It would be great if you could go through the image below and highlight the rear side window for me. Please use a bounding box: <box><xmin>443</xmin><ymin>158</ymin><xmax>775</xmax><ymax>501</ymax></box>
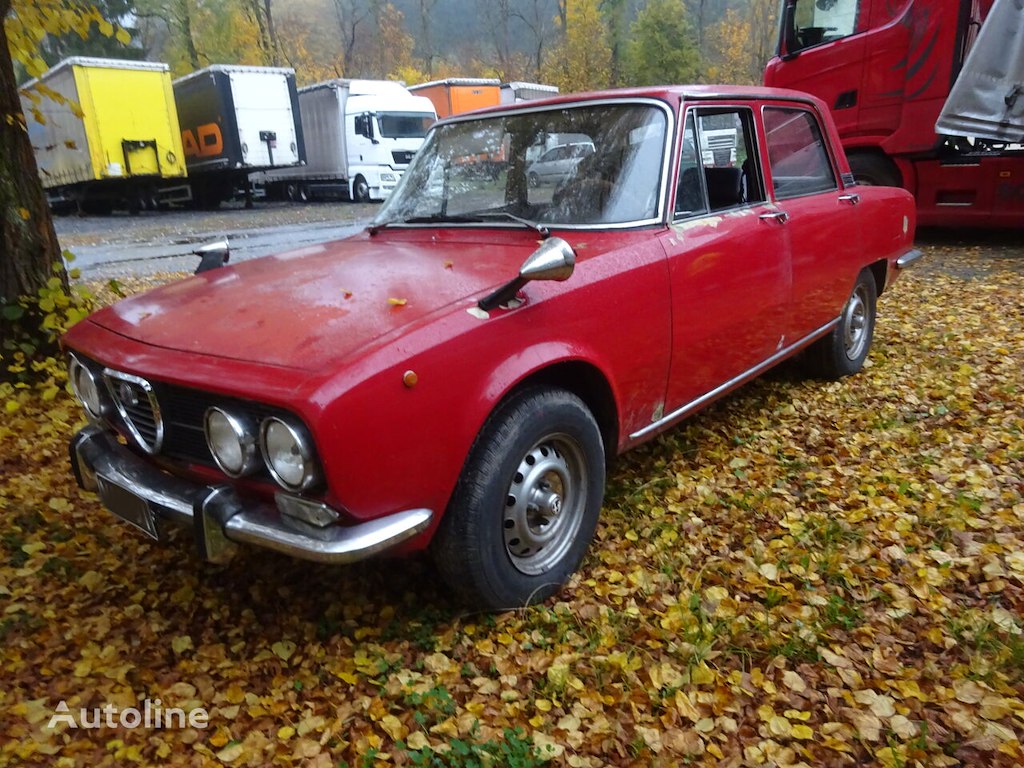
<box><xmin>763</xmin><ymin>107</ymin><xmax>837</xmax><ymax>199</ymax></box>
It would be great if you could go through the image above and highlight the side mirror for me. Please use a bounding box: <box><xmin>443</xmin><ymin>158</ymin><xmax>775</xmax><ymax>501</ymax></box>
<box><xmin>478</xmin><ymin>237</ymin><xmax>575</xmax><ymax>311</ymax></box>
<box><xmin>194</xmin><ymin>239</ymin><xmax>230</xmax><ymax>274</ymax></box>
<box><xmin>781</xmin><ymin>1</ymin><xmax>799</xmax><ymax>58</ymax></box>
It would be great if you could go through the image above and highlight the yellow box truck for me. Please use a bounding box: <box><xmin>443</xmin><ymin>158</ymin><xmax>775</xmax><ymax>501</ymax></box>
<box><xmin>21</xmin><ymin>57</ymin><xmax>188</xmax><ymax>214</ymax></box>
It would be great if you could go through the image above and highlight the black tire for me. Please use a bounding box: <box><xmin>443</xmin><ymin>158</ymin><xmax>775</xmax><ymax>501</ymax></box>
<box><xmin>297</xmin><ymin>184</ymin><xmax>310</xmax><ymax>203</ymax></box>
<box><xmin>432</xmin><ymin>388</ymin><xmax>605</xmax><ymax>610</ymax></box>
<box><xmin>806</xmin><ymin>268</ymin><xmax>877</xmax><ymax>380</ymax></box>
<box><xmin>285</xmin><ymin>183</ymin><xmax>299</xmax><ymax>202</ymax></box>
<box><xmin>848</xmin><ymin>152</ymin><xmax>901</xmax><ymax>187</ymax></box>
<box><xmin>352</xmin><ymin>175</ymin><xmax>370</xmax><ymax>203</ymax></box>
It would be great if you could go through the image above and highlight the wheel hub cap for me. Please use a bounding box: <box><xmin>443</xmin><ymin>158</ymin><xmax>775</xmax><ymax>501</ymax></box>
<box><xmin>503</xmin><ymin>438</ymin><xmax>586</xmax><ymax>575</ymax></box>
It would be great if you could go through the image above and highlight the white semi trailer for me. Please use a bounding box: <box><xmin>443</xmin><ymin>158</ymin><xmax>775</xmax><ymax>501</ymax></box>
<box><xmin>258</xmin><ymin>79</ymin><xmax>436</xmax><ymax>202</ymax></box>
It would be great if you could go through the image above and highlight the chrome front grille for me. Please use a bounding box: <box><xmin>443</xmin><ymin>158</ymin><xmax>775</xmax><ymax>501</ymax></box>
<box><xmin>103</xmin><ymin>369</ymin><xmax>163</xmax><ymax>453</ymax></box>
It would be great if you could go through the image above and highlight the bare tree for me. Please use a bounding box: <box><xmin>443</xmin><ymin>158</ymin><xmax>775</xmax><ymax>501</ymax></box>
<box><xmin>482</xmin><ymin>0</ymin><xmax>515</xmax><ymax>80</ymax></box>
<box><xmin>417</xmin><ymin>0</ymin><xmax>440</xmax><ymax>75</ymax></box>
<box><xmin>332</xmin><ymin>0</ymin><xmax>371</xmax><ymax>75</ymax></box>
<box><xmin>512</xmin><ymin>0</ymin><xmax>554</xmax><ymax>79</ymax></box>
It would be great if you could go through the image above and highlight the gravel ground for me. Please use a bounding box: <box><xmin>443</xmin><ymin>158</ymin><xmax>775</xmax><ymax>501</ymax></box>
<box><xmin>54</xmin><ymin>200</ymin><xmax>379</xmax><ymax>279</ymax></box>
<box><xmin>53</xmin><ymin>200</ymin><xmax>377</xmax><ymax>248</ymax></box>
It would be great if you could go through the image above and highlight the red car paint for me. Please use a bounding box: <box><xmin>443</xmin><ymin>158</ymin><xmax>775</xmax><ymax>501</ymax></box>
<box><xmin>63</xmin><ymin>85</ymin><xmax>917</xmax><ymax>570</ymax></box>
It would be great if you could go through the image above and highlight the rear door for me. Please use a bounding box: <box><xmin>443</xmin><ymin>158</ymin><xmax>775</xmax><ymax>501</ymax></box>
<box><xmin>660</xmin><ymin>104</ymin><xmax>791</xmax><ymax>415</ymax></box>
<box><xmin>760</xmin><ymin>103</ymin><xmax>863</xmax><ymax>343</ymax></box>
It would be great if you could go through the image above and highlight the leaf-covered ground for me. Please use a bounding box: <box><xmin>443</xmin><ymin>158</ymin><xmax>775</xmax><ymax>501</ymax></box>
<box><xmin>2</xmin><ymin>237</ymin><xmax>1023</xmax><ymax>767</ymax></box>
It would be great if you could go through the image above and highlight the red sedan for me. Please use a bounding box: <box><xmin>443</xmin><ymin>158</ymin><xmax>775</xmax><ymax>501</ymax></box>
<box><xmin>64</xmin><ymin>86</ymin><xmax>920</xmax><ymax>610</ymax></box>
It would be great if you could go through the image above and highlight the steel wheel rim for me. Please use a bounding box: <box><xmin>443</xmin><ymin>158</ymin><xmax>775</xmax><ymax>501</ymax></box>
<box><xmin>503</xmin><ymin>434</ymin><xmax>588</xmax><ymax>576</ymax></box>
<box><xmin>843</xmin><ymin>284</ymin><xmax>869</xmax><ymax>360</ymax></box>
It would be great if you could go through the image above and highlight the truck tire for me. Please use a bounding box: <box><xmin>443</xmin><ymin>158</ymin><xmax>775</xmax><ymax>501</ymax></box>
<box><xmin>848</xmin><ymin>152</ymin><xmax>901</xmax><ymax>188</ymax></box>
<box><xmin>352</xmin><ymin>175</ymin><xmax>371</xmax><ymax>203</ymax></box>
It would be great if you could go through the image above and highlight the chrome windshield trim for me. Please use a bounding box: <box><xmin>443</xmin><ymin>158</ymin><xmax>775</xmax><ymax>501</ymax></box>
<box><xmin>379</xmin><ymin>97</ymin><xmax>676</xmax><ymax>229</ymax></box>
<box><xmin>629</xmin><ymin>318</ymin><xmax>840</xmax><ymax>441</ymax></box>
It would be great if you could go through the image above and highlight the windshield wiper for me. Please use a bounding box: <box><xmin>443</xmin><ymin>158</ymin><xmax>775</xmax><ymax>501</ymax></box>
<box><xmin>369</xmin><ymin>213</ymin><xmax>481</xmax><ymax>235</ymax></box>
<box><xmin>475</xmin><ymin>211</ymin><xmax>550</xmax><ymax>239</ymax></box>
<box><xmin>401</xmin><ymin>214</ymin><xmax>484</xmax><ymax>224</ymax></box>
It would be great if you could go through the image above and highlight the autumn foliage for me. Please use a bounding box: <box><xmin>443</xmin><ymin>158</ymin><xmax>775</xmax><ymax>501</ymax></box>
<box><xmin>1</xmin><ymin>239</ymin><xmax>1022</xmax><ymax>766</ymax></box>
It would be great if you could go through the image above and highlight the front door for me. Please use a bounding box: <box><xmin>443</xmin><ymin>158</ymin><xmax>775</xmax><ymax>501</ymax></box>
<box><xmin>660</xmin><ymin>106</ymin><xmax>792</xmax><ymax>418</ymax></box>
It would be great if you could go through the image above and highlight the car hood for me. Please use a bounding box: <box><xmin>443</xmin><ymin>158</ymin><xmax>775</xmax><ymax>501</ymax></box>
<box><xmin>89</xmin><ymin>232</ymin><xmax>540</xmax><ymax>371</ymax></box>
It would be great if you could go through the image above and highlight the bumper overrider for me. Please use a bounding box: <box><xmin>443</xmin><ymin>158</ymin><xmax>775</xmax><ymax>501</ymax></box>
<box><xmin>70</xmin><ymin>425</ymin><xmax>433</xmax><ymax>565</ymax></box>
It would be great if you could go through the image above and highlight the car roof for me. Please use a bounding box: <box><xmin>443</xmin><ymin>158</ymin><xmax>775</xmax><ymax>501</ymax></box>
<box><xmin>437</xmin><ymin>84</ymin><xmax>827</xmax><ymax>123</ymax></box>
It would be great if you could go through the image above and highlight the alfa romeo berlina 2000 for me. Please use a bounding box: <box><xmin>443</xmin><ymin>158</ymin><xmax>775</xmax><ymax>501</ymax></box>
<box><xmin>64</xmin><ymin>86</ymin><xmax>921</xmax><ymax>610</ymax></box>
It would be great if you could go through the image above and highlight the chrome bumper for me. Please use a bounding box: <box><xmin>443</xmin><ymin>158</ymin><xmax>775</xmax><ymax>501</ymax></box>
<box><xmin>69</xmin><ymin>426</ymin><xmax>433</xmax><ymax>565</ymax></box>
<box><xmin>896</xmin><ymin>248</ymin><xmax>924</xmax><ymax>269</ymax></box>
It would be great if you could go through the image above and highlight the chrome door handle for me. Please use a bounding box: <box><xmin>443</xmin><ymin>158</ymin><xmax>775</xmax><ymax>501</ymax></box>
<box><xmin>759</xmin><ymin>210</ymin><xmax>789</xmax><ymax>224</ymax></box>
<box><xmin>839</xmin><ymin>193</ymin><xmax>861</xmax><ymax>205</ymax></box>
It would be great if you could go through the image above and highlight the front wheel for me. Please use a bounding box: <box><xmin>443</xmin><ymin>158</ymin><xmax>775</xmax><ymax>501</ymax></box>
<box><xmin>806</xmin><ymin>268</ymin><xmax>877</xmax><ymax>380</ymax></box>
<box><xmin>352</xmin><ymin>175</ymin><xmax>370</xmax><ymax>203</ymax></box>
<box><xmin>432</xmin><ymin>388</ymin><xmax>605</xmax><ymax>610</ymax></box>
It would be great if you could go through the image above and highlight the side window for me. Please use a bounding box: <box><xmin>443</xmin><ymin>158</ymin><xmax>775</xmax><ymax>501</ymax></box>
<box><xmin>675</xmin><ymin>106</ymin><xmax>765</xmax><ymax>218</ymax></box>
<box><xmin>792</xmin><ymin>0</ymin><xmax>862</xmax><ymax>50</ymax></box>
<box><xmin>763</xmin><ymin>107</ymin><xmax>837</xmax><ymax>199</ymax></box>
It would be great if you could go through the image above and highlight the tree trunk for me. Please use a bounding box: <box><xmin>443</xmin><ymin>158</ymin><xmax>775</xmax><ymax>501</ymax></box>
<box><xmin>0</xmin><ymin>1</ymin><xmax>67</xmax><ymax>349</ymax></box>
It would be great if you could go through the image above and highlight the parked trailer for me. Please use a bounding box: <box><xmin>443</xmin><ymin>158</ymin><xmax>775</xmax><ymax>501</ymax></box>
<box><xmin>500</xmin><ymin>81</ymin><xmax>559</xmax><ymax>104</ymax></box>
<box><xmin>173</xmin><ymin>65</ymin><xmax>306</xmax><ymax>209</ymax></box>
<box><xmin>21</xmin><ymin>57</ymin><xmax>188</xmax><ymax>214</ymax></box>
<box><xmin>257</xmin><ymin>79</ymin><xmax>436</xmax><ymax>203</ymax></box>
<box><xmin>408</xmin><ymin>78</ymin><xmax>501</xmax><ymax>118</ymax></box>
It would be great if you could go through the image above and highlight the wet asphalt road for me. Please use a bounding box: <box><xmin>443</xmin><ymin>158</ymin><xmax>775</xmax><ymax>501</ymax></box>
<box><xmin>53</xmin><ymin>201</ymin><xmax>376</xmax><ymax>279</ymax></box>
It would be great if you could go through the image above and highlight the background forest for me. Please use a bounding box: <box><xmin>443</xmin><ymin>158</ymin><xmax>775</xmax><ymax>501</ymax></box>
<box><xmin>25</xmin><ymin>0</ymin><xmax>778</xmax><ymax>93</ymax></box>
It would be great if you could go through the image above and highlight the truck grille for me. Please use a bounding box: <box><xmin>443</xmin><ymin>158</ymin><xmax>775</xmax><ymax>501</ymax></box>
<box><xmin>392</xmin><ymin>150</ymin><xmax>415</xmax><ymax>165</ymax></box>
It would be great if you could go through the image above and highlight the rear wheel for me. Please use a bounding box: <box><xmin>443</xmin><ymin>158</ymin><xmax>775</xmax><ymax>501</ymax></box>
<box><xmin>806</xmin><ymin>269</ymin><xmax>877</xmax><ymax>380</ymax></box>
<box><xmin>848</xmin><ymin>152</ymin><xmax>901</xmax><ymax>187</ymax></box>
<box><xmin>432</xmin><ymin>388</ymin><xmax>605</xmax><ymax>610</ymax></box>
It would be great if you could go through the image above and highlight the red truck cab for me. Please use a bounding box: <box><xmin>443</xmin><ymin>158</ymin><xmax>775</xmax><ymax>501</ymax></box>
<box><xmin>765</xmin><ymin>0</ymin><xmax>1023</xmax><ymax>228</ymax></box>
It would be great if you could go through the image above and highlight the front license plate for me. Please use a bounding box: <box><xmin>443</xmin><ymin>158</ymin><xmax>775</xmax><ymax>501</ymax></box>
<box><xmin>96</xmin><ymin>473</ymin><xmax>160</xmax><ymax>540</ymax></box>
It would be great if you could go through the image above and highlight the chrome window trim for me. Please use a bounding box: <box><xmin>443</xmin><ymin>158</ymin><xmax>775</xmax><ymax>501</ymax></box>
<box><xmin>102</xmin><ymin>368</ymin><xmax>164</xmax><ymax>454</ymax></box>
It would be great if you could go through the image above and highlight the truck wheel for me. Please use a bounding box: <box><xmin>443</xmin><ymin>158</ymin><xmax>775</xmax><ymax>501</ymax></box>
<box><xmin>848</xmin><ymin>152</ymin><xmax>901</xmax><ymax>187</ymax></box>
<box><xmin>352</xmin><ymin>175</ymin><xmax>370</xmax><ymax>203</ymax></box>
<box><xmin>297</xmin><ymin>184</ymin><xmax>310</xmax><ymax>202</ymax></box>
<box><xmin>806</xmin><ymin>269</ymin><xmax>877</xmax><ymax>380</ymax></box>
<box><xmin>286</xmin><ymin>184</ymin><xmax>299</xmax><ymax>202</ymax></box>
<box><xmin>431</xmin><ymin>388</ymin><xmax>605</xmax><ymax>611</ymax></box>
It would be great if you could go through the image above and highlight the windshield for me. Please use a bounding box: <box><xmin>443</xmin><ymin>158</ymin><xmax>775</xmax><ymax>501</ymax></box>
<box><xmin>375</xmin><ymin>102</ymin><xmax>669</xmax><ymax>228</ymax></box>
<box><xmin>378</xmin><ymin>112</ymin><xmax>435</xmax><ymax>139</ymax></box>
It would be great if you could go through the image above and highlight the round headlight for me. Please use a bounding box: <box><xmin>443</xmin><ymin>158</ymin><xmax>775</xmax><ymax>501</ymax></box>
<box><xmin>204</xmin><ymin>407</ymin><xmax>258</xmax><ymax>477</ymax></box>
<box><xmin>68</xmin><ymin>355</ymin><xmax>103</xmax><ymax>418</ymax></box>
<box><xmin>260</xmin><ymin>417</ymin><xmax>319</xmax><ymax>491</ymax></box>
